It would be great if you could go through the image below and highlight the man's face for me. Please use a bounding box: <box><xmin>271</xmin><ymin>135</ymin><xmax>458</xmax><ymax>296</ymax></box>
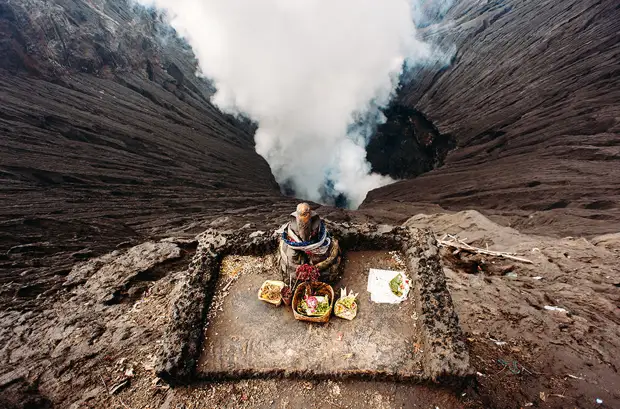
<box><xmin>296</xmin><ymin>203</ymin><xmax>312</xmax><ymax>240</ymax></box>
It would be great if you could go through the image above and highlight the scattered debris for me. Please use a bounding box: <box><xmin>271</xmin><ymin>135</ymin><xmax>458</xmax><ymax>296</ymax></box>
<box><xmin>532</xmin><ymin>276</ymin><xmax>543</xmax><ymax>280</ymax></box>
<box><xmin>142</xmin><ymin>358</ymin><xmax>155</xmax><ymax>372</ymax></box>
<box><xmin>596</xmin><ymin>398</ymin><xmax>603</xmax><ymax>404</ymax></box>
<box><xmin>249</xmin><ymin>230</ymin><xmax>265</xmax><ymax>238</ymax></box>
<box><xmin>497</xmin><ymin>359</ymin><xmax>523</xmax><ymax>374</ymax></box>
<box><xmin>388</xmin><ymin>251</ymin><xmax>406</xmax><ymax>268</ymax></box>
<box><xmin>544</xmin><ymin>305</ymin><xmax>569</xmax><ymax>313</ymax></box>
<box><xmin>505</xmin><ymin>272</ymin><xmax>518</xmax><ymax>279</ymax></box>
<box><xmin>438</xmin><ymin>234</ymin><xmax>534</xmax><ymax>264</ymax></box>
<box><xmin>222</xmin><ymin>277</ymin><xmax>236</xmax><ymax>292</ymax></box>
<box><xmin>99</xmin><ymin>374</ymin><xmax>110</xmax><ymax>395</ymax></box>
<box><xmin>329</xmin><ymin>381</ymin><xmax>341</xmax><ymax>396</ymax></box>
<box><xmin>523</xmin><ymin>403</ymin><xmax>533</xmax><ymax>407</ymax></box>
<box><xmin>539</xmin><ymin>391</ymin><xmax>546</xmax><ymax>402</ymax></box>
<box><xmin>109</xmin><ymin>379</ymin><xmax>129</xmax><ymax>395</ymax></box>
<box><xmin>496</xmin><ymin>359</ymin><xmax>534</xmax><ymax>376</ymax></box>
<box><xmin>207</xmin><ymin>255</ymin><xmax>276</xmax><ymax>324</ymax></box>
<box><xmin>567</xmin><ymin>374</ymin><xmax>584</xmax><ymax>380</ymax></box>
<box><xmin>490</xmin><ymin>338</ymin><xmax>507</xmax><ymax>346</ymax></box>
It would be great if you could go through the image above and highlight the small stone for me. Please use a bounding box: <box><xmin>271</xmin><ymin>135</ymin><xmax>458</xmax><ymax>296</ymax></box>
<box><xmin>331</xmin><ymin>383</ymin><xmax>341</xmax><ymax>395</ymax></box>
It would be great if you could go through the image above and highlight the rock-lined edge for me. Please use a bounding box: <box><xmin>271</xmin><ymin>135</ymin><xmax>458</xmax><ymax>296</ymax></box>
<box><xmin>155</xmin><ymin>229</ymin><xmax>277</xmax><ymax>383</ymax></box>
<box><xmin>155</xmin><ymin>223</ymin><xmax>470</xmax><ymax>383</ymax></box>
<box><xmin>404</xmin><ymin>228</ymin><xmax>471</xmax><ymax>380</ymax></box>
<box><xmin>154</xmin><ymin>231</ymin><xmax>225</xmax><ymax>383</ymax></box>
<box><xmin>333</xmin><ymin>222</ymin><xmax>470</xmax><ymax>380</ymax></box>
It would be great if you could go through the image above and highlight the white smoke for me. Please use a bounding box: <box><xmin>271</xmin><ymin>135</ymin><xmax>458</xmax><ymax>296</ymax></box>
<box><xmin>140</xmin><ymin>0</ymin><xmax>448</xmax><ymax>208</ymax></box>
<box><xmin>410</xmin><ymin>0</ymin><xmax>455</xmax><ymax>28</ymax></box>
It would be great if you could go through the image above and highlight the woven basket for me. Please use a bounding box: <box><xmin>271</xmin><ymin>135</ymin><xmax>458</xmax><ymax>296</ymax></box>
<box><xmin>258</xmin><ymin>280</ymin><xmax>285</xmax><ymax>307</ymax></box>
<box><xmin>292</xmin><ymin>282</ymin><xmax>334</xmax><ymax>323</ymax></box>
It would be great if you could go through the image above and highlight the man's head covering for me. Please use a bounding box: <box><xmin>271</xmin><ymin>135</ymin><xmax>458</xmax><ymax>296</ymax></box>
<box><xmin>292</xmin><ymin>202</ymin><xmax>314</xmax><ymax>242</ymax></box>
<box><xmin>295</xmin><ymin>202</ymin><xmax>311</xmax><ymax>221</ymax></box>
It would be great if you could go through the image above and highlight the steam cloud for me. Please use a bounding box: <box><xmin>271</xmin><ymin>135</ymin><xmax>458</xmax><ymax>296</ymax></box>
<box><xmin>140</xmin><ymin>0</ymin><xmax>451</xmax><ymax>208</ymax></box>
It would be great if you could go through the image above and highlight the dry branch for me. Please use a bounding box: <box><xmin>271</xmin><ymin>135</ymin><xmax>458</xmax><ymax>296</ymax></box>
<box><xmin>437</xmin><ymin>234</ymin><xmax>534</xmax><ymax>264</ymax></box>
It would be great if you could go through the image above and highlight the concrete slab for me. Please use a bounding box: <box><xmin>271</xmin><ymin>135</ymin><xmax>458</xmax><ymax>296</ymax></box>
<box><xmin>197</xmin><ymin>251</ymin><xmax>425</xmax><ymax>380</ymax></box>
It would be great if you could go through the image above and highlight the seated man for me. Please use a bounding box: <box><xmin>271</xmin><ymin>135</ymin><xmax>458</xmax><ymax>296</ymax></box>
<box><xmin>278</xmin><ymin>203</ymin><xmax>341</xmax><ymax>283</ymax></box>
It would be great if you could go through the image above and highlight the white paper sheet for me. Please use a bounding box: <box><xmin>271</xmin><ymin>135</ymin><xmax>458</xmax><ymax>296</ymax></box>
<box><xmin>367</xmin><ymin>268</ymin><xmax>410</xmax><ymax>304</ymax></box>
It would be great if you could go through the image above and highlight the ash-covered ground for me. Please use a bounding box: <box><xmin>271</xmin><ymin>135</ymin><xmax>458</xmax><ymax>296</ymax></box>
<box><xmin>1</xmin><ymin>211</ymin><xmax>618</xmax><ymax>409</ymax></box>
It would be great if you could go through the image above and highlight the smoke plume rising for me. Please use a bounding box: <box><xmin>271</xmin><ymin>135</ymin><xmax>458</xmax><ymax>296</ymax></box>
<box><xmin>141</xmin><ymin>0</ymin><xmax>449</xmax><ymax>208</ymax></box>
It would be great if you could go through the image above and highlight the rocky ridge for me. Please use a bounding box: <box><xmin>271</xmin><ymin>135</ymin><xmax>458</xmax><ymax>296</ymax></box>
<box><xmin>0</xmin><ymin>0</ymin><xmax>298</xmax><ymax>309</ymax></box>
<box><xmin>365</xmin><ymin>0</ymin><xmax>620</xmax><ymax>238</ymax></box>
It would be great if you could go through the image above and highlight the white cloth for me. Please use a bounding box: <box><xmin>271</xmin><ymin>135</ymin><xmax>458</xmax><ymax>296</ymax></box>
<box><xmin>367</xmin><ymin>269</ymin><xmax>410</xmax><ymax>304</ymax></box>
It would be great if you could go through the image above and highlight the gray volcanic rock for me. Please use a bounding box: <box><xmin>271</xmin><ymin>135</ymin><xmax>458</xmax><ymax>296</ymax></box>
<box><xmin>364</xmin><ymin>0</ymin><xmax>620</xmax><ymax>237</ymax></box>
<box><xmin>2</xmin><ymin>0</ymin><xmax>203</xmax><ymax>80</ymax></box>
<box><xmin>0</xmin><ymin>237</ymin><xmax>194</xmax><ymax>408</ymax></box>
<box><xmin>0</xmin><ymin>0</ymin><xmax>296</xmax><ymax>308</ymax></box>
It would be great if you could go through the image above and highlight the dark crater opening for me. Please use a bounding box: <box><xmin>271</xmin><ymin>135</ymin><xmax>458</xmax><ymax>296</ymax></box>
<box><xmin>366</xmin><ymin>103</ymin><xmax>456</xmax><ymax>179</ymax></box>
<box><xmin>277</xmin><ymin>103</ymin><xmax>455</xmax><ymax>209</ymax></box>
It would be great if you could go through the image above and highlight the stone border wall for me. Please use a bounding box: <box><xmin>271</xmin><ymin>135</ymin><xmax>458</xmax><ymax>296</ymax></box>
<box><xmin>404</xmin><ymin>228</ymin><xmax>470</xmax><ymax>380</ymax></box>
<box><xmin>155</xmin><ymin>229</ymin><xmax>276</xmax><ymax>383</ymax></box>
<box><xmin>155</xmin><ymin>223</ymin><xmax>470</xmax><ymax>384</ymax></box>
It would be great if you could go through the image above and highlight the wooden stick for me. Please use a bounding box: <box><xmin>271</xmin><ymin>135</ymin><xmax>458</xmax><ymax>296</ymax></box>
<box><xmin>99</xmin><ymin>374</ymin><xmax>110</xmax><ymax>395</ymax></box>
<box><xmin>222</xmin><ymin>276</ymin><xmax>236</xmax><ymax>292</ymax></box>
<box><xmin>437</xmin><ymin>238</ymin><xmax>534</xmax><ymax>264</ymax></box>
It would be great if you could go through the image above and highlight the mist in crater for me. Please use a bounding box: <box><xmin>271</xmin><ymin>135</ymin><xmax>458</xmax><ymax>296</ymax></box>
<box><xmin>140</xmin><ymin>0</ymin><xmax>453</xmax><ymax>207</ymax></box>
